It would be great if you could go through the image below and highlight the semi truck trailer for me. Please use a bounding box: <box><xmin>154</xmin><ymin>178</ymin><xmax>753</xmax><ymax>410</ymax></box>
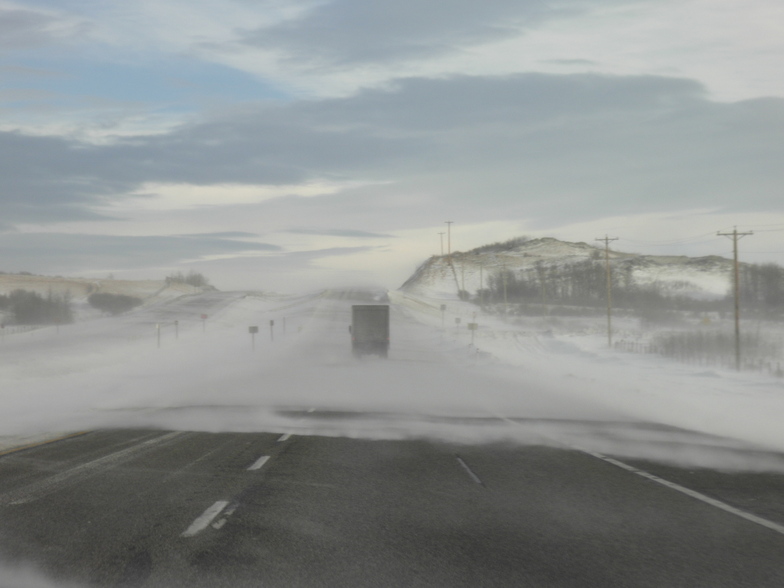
<box><xmin>350</xmin><ymin>305</ymin><xmax>390</xmax><ymax>358</ymax></box>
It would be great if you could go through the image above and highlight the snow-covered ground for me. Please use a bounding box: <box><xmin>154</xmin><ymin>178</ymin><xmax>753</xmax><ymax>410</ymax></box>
<box><xmin>2</xmin><ymin>286</ymin><xmax>783</xmax><ymax>473</ymax></box>
<box><xmin>392</xmin><ymin>291</ymin><xmax>784</xmax><ymax>462</ymax></box>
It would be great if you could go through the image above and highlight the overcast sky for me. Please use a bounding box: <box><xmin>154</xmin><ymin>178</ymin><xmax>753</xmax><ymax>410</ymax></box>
<box><xmin>1</xmin><ymin>0</ymin><xmax>782</xmax><ymax>291</ymax></box>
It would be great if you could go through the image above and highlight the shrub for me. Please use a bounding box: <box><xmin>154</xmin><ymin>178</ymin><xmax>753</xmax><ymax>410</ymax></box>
<box><xmin>8</xmin><ymin>289</ymin><xmax>73</xmax><ymax>325</ymax></box>
<box><xmin>166</xmin><ymin>270</ymin><xmax>210</xmax><ymax>288</ymax></box>
<box><xmin>88</xmin><ymin>292</ymin><xmax>143</xmax><ymax>315</ymax></box>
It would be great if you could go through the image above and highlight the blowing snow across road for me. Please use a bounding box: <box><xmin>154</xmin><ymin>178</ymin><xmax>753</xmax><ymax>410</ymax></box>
<box><xmin>0</xmin><ymin>288</ymin><xmax>783</xmax><ymax>585</ymax></box>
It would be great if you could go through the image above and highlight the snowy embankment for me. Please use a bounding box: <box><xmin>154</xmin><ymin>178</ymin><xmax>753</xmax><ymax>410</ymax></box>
<box><xmin>0</xmin><ymin>289</ymin><xmax>343</xmax><ymax>440</ymax></box>
<box><xmin>0</xmin><ymin>274</ymin><xmax>206</xmax><ymax>324</ymax></box>
<box><xmin>390</xmin><ymin>289</ymin><xmax>784</xmax><ymax>456</ymax></box>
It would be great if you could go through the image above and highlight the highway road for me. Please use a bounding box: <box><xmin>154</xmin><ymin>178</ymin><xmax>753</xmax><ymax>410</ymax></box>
<box><xmin>2</xmin><ymin>289</ymin><xmax>784</xmax><ymax>586</ymax></box>
<box><xmin>0</xmin><ymin>427</ymin><xmax>783</xmax><ymax>587</ymax></box>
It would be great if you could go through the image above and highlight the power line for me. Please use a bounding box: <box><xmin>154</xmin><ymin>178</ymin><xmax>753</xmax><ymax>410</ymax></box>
<box><xmin>623</xmin><ymin>231</ymin><xmax>720</xmax><ymax>247</ymax></box>
<box><xmin>732</xmin><ymin>222</ymin><xmax>784</xmax><ymax>228</ymax></box>
<box><xmin>624</xmin><ymin>238</ymin><xmax>717</xmax><ymax>248</ymax></box>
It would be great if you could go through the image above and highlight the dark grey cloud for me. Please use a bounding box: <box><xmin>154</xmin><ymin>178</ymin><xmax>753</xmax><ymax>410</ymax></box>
<box><xmin>178</xmin><ymin>231</ymin><xmax>259</xmax><ymax>239</ymax></box>
<box><xmin>291</xmin><ymin>73</ymin><xmax>706</xmax><ymax>131</ymax></box>
<box><xmin>239</xmin><ymin>0</ymin><xmax>599</xmax><ymax>67</ymax></box>
<box><xmin>0</xmin><ymin>233</ymin><xmax>279</xmax><ymax>275</ymax></box>
<box><xmin>0</xmin><ymin>7</ymin><xmax>89</xmax><ymax>52</ymax></box>
<box><xmin>544</xmin><ymin>58</ymin><xmax>598</xmax><ymax>66</ymax></box>
<box><xmin>0</xmin><ymin>130</ymin><xmax>132</xmax><ymax>223</ymax></box>
<box><xmin>1</xmin><ymin>72</ymin><xmax>782</xmax><ymax>230</ymax></box>
<box><xmin>287</xmin><ymin>228</ymin><xmax>396</xmax><ymax>239</ymax></box>
<box><xmin>286</xmin><ymin>246</ymin><xmax>379</xmax><ymax>260</ymax></box>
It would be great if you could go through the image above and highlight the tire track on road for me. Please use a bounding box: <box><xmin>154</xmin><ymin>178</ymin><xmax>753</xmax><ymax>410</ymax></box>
<box><xmin>0</xmin><ymin>431</ymin><xmax>186</xmax><ymax>506</ymax></box>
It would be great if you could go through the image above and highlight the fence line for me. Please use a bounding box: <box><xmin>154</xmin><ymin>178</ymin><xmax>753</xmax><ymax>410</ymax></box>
<box><xmin>615</xmin><ymin>335</ymin><xmax>784</xmax><ymax>378</ymax></box>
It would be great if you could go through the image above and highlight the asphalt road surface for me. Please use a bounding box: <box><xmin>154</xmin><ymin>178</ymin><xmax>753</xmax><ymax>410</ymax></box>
<box><xmin>1</xmin><ymin>427</ymin><xmax>783</xmax><ymax>587</ymax></box>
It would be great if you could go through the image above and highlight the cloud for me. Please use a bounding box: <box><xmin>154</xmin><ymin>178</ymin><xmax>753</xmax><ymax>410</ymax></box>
<box><xmin>0</xmin><ymin>130</ymin><xmax>132</xmax><ymax>223</ymax></box>
<box><xmin>0</xmin><ymin>233</ymin><xmax>280</xmax><ymax>275</ymax></box>
<box><xmin>186</xmin><ymin>244</ymin><xmax>386</xmax><ymax>291</ymax></box>
<box><xmin>238</xmin><ymin>0</ymin><xmax>600</xmax><ymax>68</ymax></box>
<box><xmin>287</xmin><ymin>228</ymin><xmax>396</xmax><ymax>239</ymax></box>
<box><xmin>0</xmin><ymin>6</ymin><xmax>89</xmax><ymax>53</ymax></box>
<box><xmin>543</xmin><ymin>58</ymin><xmax>598</xmax><ymax>66</ymax></box>
<box><xmin>179</xmin><ymin>231</ymin><xmax>260</xmax><ymax>239</ymax></box>
<box><xmin>286</xmin><ymin>245</ymin><xmax>379</xmax><ymax>260</ymax></box>
<box><xmin>1</xmin><ymin>72</ymin><xmax>782</xmax><ymax>232</ymax></box>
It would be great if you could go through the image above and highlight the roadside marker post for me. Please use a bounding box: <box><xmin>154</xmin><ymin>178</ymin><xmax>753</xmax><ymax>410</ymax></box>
<box><xmin>468</xmin><ymin>322</ymin><xmax>478</xmax><ymax>345</ymax></box>
<box><xmin>440</xmin><ymin>304</ymin><xmax>446</xmax><ymax>329</ymax></box>
<box><xmin>201</xmin><ymin>314</ymin><xmax>208</xmax><ymax>332</ymax></box>
<box><xmin>270</xmin><ymin>320</ymin><xmax>275</xmax><ymax>342</ymax></box>
<box><xmin>156</xmin><ymin>324</ymin><xmax>161</xmax><ymax>348</ymax></box>
<box><xmin>249</xmin><ymin>326</ymin><xmax>259</xmax><ymax>350</ymax></box>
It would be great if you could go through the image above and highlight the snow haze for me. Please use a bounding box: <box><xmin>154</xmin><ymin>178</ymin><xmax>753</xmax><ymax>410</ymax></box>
<box><xmin>3</xmin><ymin>288</ymin><xmax>783</xmax><ymax>473</ymax></box>
<box><xmin>3</xmin><ymin>282</ymin><xmax>784</xmax><ymax>585</ymax></box>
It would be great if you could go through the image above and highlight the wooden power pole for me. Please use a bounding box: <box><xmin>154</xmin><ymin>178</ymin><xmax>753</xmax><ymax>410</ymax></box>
<box><xmin>445</xmin><ymin>221</ymin><xmax>453</xmax><ymax>260</ymax></box>
<box><xmin>717</xmin><ymin>227</ymin><xmax>753</xmax><ymax>370</ymax></box>
<box><xmin>595</xmin><ymin>235</ymin><xmax>618</xmax><ymax>347</ymax></box>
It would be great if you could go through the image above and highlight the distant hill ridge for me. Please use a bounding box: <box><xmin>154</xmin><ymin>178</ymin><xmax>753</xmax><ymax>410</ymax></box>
<box><xmin>401</xmin><ymin>236</ymin><xmax>734</xmax><ymax>299</ymax></box>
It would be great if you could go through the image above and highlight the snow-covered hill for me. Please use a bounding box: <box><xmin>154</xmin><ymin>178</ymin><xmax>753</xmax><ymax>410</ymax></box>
<box><xmin>400</xmin><ymin>237</ymin><xmax>733</xmax><ymax>300</ymax></box>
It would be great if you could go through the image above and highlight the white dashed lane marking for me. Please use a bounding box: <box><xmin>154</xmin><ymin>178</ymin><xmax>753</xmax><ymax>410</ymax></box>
<box><xmin>247</xmin><ymin>455</ymin><xmax>271</xmax><ymax>471</ymax></box>
<box><xmin>181</xmin><ymin>501</ymin><xmax>229</xmax><ymax>537</ymax></box>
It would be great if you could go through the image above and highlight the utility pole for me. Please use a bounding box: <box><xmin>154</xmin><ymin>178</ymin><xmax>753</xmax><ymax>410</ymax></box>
<box><xmin>479</xmin><ymin>263</ymin><xmax>484</xmax><ymax>307</ymax></box>
<box><xmin>718</xmin><ymin>227</ymin><xmax>753</xmax><ymax>370</ymax></box>
<box><xmin>438</xmin><ymin>232</ymin><xmax>445</xmax><ymax>256</ymax></box>
<box><xmin>502</xmin><ymin>264</ymin><xmax>509</xmax><ymax>316</ymax></box>
<box><xmin>595</xmin><ymin>235</ymin><xmax>618</xmax><ymax>347</ymax></box>
<box><xmin>445</xmin><ymin>221</ymin><xmax>453</xmax><ymax>263</ymax></box>
<box><xmin>535</xmin><ymin>261</ymin><xmax>548</xmax><ymax>316</ymax></box>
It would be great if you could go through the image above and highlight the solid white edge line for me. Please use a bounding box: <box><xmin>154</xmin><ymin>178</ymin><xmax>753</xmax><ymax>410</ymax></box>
<box><xmin>456</xmin><ymin>456</ymin><xmax>483</xmax><ymax>485</ymax></box>
<box><xmin>248</xmin><ymin>455</ymin><xmax>271</xmax><ymax>471</ymax></box>
<box><xmin>181</xmin><ymin>501</ymin><xmax>229</xmax><ymax>538</ymax></box>
<box><xmin>2</xmin><ymin>431</ymin><xmax>186</xmax><ymax>506</ymax></box>
<box><xmin>483</xmin><ymin>408</ymin><xmax>784</xmax><ymax>537</ymax></box>
<box><xmin>586</xmin><ymin>451</ymin><xmax>784</xmax><ymax>537</ymax></box>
